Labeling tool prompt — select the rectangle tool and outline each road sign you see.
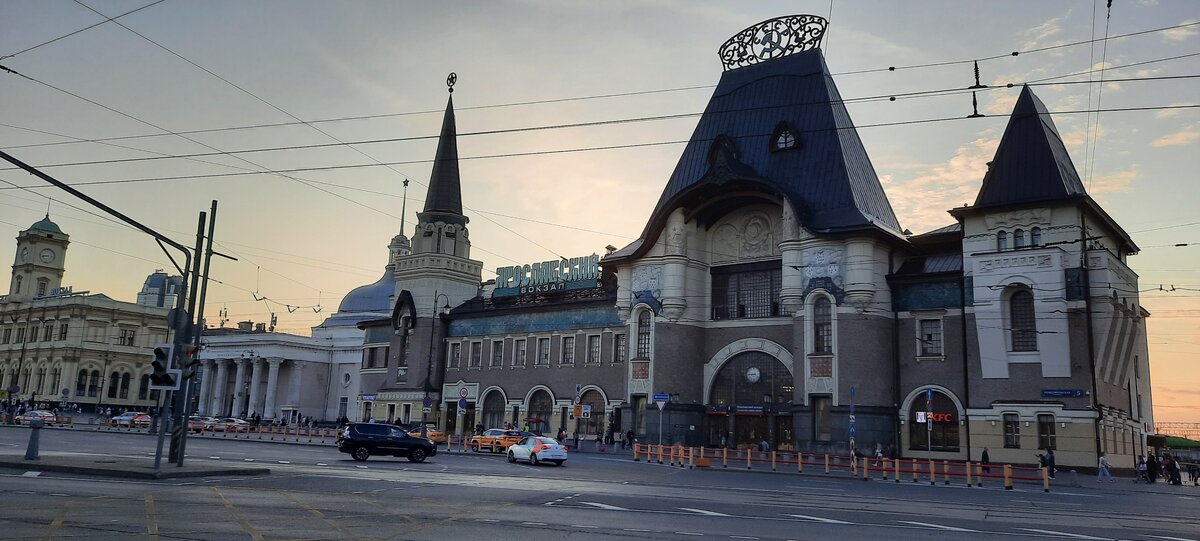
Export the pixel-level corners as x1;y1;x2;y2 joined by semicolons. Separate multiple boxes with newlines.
653;392;669;411
581;405;592;419
422;406;432;414
458;397;467;410
1041;389;1086;398
925;388;933;412
422;393;432;408
61;388;69;398
575;383;582;403
459;387;468;399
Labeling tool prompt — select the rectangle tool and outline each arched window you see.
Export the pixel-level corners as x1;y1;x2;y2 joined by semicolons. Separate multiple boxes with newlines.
526;390;554;435
480;391;506;430
88;370;100;397
1013;229;1025;249
813;297;832;354
577;389;606;436
119;372;131;399
635;311;651;358
138;374;150;400
36;368;46;395
76;370;87;396
996;231;1008;251
1010;289;1038;351
1030;227;1042;246
107;371;119;398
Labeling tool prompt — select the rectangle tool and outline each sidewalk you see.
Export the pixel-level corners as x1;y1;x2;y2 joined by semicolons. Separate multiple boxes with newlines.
0;452;271;479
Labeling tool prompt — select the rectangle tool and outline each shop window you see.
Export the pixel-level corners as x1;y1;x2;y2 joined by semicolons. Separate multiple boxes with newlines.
813;297;832;354
1009;289;1038;351
908;390;960;451
918;319;943;357
813;396;832;441
1037;414;1056;450
712;264;782;319
1003;413;1021;448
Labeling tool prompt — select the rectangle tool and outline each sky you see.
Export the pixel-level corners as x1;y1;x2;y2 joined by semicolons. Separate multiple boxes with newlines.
0;1;1196;424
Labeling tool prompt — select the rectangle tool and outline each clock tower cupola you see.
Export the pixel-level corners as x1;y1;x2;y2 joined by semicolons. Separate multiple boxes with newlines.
8;215;69;302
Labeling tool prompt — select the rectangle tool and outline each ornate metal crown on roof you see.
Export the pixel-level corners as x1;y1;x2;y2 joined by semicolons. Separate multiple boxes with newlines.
718;15;828;71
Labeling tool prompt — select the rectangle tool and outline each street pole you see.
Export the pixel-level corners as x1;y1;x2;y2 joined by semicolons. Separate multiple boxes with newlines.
658;407;663;446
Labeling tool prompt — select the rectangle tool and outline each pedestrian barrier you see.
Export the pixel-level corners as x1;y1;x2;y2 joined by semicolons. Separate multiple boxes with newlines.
629;444;1052;491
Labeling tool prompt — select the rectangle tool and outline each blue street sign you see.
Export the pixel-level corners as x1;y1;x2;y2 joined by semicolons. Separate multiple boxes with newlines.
652;393;670;402
458;397;467;410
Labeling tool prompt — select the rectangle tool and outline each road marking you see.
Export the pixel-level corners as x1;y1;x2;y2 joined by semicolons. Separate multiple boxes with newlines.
44;501;71;539
316;463;327;466
522;522;547;526
49;493;69;497
355;465;368;469
679;507;731;516
1015;528;1109;540
898;520;976;532
476;519;498;523
572;525;599;529
624;529;651;532
730;537;759;540
209;456;220;459
278;461;290;464
244;459;254;462
782;514;851;525
579;502;628;511
211;487;265;541
676;533;704;537
145;494;159;540
1146;536;1198;541
784;485;844;492
22;471;41;477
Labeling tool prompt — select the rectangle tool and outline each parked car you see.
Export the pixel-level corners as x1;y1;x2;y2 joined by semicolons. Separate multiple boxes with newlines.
469;428;530;453
110;411;151;428
338;423;437;462
507;436;567;466
403;423;447;444
17;410;58;425
188;416;217;432
211;418;250;432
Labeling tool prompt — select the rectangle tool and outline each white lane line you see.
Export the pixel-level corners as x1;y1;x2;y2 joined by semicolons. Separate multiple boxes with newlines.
208;456;220;459
676;533;704;537
572;525;599;529
731;536;760;540
49;493;69;497
678;507;731;517
21;471;41;477
475;519;498;523
623;529;651;533
784;486;844;492
1015;528;1110;540
278;460;290;464
579;502;628;511
782;514;852;525
316;463;327;466
897;520;976;532
522;522;547;526
1146;536;1198;541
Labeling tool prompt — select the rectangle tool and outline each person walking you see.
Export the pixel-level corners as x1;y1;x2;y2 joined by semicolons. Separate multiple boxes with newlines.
981;447;991;474
1135;456;1148;483
1147;454;1160;483
1045;448;1056;479
1097;452;1114;482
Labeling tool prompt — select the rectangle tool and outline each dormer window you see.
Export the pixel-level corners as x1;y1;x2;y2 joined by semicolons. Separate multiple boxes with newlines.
770;122;800;152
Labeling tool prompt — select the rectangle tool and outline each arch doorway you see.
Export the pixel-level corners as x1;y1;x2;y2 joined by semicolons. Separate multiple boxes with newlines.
481;390;506;429
576;389;606;438
526;389;554;434
707;351;793;450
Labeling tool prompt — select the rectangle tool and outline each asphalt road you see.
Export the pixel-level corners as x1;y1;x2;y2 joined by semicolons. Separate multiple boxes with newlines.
1;425;1197;540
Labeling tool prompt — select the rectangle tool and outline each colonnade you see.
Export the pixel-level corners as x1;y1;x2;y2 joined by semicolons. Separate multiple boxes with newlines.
195;357;284;419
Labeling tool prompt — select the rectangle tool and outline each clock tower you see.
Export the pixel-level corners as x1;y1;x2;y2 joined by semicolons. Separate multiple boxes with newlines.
7;215;69;302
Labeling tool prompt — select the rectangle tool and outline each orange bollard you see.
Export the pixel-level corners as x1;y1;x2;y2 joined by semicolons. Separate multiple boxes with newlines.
1003;464;1013;490
772;451;777;472
798;452;804;474
658;444;664;465
723;447;728;468
943;460;950;485
851;454;857;475
966;461;973;487
929;458;936;485
862;457;870;481
1041;467;1050;493
976;463;983;487
882;458;889;481
824;453;830;475
895;456;901;483
746;449;752;470
912;458;919;483
633;442;640;461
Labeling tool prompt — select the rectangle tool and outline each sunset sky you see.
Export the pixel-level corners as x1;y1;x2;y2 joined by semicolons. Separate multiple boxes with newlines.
1;1;1196;424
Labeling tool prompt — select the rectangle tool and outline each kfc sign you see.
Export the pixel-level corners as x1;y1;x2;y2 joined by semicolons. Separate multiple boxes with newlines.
915;411;954;423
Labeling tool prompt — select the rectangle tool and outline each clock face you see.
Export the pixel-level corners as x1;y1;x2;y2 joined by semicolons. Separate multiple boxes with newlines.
39;249;55;263
19;247;28;262
745;366;761;383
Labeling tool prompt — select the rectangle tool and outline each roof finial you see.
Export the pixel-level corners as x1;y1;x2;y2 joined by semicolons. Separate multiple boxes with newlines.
400;179;410;232
45;196;52;218
446;72;456;93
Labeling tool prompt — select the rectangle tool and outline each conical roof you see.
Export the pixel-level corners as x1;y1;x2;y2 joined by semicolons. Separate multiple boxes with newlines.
419;94;466;226
623;48;901;258
972;85;1087;208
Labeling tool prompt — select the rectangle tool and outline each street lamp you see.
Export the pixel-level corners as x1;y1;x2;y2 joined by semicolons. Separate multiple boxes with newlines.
420;291;451;439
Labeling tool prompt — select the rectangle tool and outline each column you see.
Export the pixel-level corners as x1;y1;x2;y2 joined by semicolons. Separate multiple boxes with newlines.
196;360;213;415
247;359;263;418
232;359;248;418
210;359;229;417
263;358;282;419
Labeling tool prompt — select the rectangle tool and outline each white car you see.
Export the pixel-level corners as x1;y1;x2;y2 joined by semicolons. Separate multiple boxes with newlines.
507;436;567;466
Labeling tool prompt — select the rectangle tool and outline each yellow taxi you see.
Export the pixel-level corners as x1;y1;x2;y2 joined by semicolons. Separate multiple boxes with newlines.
406;424;446;444
469;428;531;453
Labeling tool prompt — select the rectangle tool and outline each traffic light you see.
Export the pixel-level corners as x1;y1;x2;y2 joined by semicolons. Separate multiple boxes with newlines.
179;345;199;378
150;344;176;387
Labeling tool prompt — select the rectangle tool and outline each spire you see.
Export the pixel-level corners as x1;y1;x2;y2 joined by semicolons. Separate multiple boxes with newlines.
419;72;466;226
972;85;1087;208
399;179;410;233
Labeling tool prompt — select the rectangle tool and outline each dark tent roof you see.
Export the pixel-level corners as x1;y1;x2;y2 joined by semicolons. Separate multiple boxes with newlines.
617;47;901;260
973;86;1087;208
419;94;466;226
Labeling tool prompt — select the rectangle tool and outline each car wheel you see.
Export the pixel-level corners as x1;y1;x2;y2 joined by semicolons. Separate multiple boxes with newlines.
471;443;480;453
409;448;428;463
530;453;539;466
352;446;370;461
553;460;564;466
508;452;517;463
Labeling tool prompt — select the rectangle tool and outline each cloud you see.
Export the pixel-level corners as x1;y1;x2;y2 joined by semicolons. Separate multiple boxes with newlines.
882;136;999;233
1162;19;1198;41
1020;17;1064;50
1154;104;1187;119
1088;166;1139;195
1151;130;1200;147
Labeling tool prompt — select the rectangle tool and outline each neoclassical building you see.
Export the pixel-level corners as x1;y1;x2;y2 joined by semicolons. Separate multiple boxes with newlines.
372;15;1154;469
1;216;173;413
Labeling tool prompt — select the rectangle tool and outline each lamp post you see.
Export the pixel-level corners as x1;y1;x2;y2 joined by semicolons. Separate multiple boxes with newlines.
421;291;450;439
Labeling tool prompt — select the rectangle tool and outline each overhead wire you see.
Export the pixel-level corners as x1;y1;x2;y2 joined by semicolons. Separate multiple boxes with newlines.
0;0;166;61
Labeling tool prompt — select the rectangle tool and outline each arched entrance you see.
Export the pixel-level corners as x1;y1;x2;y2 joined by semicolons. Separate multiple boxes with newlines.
481;390;506;429
526;389;554;434
576;389;606;438
904;387;962;452
707;351;793;450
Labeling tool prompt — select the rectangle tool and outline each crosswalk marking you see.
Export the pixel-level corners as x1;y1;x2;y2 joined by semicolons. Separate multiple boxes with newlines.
898;520;976;532
1015;528;1109;540
678;507;731;517
782;513;852;525
579;502;628;511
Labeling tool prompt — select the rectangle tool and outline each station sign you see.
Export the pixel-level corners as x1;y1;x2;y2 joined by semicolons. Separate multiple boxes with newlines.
494;254;601;297
1041;389;1087;398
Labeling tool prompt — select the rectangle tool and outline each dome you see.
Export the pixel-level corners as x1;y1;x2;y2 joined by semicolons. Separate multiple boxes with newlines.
28;215;64;235
337;266;395;313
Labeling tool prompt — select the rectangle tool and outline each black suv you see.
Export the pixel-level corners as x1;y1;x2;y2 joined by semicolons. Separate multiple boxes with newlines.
337;423;437;462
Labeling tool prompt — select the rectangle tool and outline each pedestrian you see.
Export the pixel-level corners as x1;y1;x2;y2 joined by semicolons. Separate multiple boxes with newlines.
1135;456;1148;483
573;430;580;450
627;429;636;449
1148;454;1160;483
1165;456;1182;485
758;439;770;452
874;442;883;467
1097;452;1114;482
1045;448;1056;479
981;447;991;474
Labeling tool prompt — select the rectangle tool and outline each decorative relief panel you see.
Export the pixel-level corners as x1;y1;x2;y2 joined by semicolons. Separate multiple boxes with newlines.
631;265;663;297
977;253;1054;274
741;214;774;257
666;224;687;256
712;224;738;263
984;208;1050;229
802;247;843;284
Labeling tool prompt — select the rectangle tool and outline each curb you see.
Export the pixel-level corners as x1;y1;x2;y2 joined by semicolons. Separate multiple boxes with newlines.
0;458;271;480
